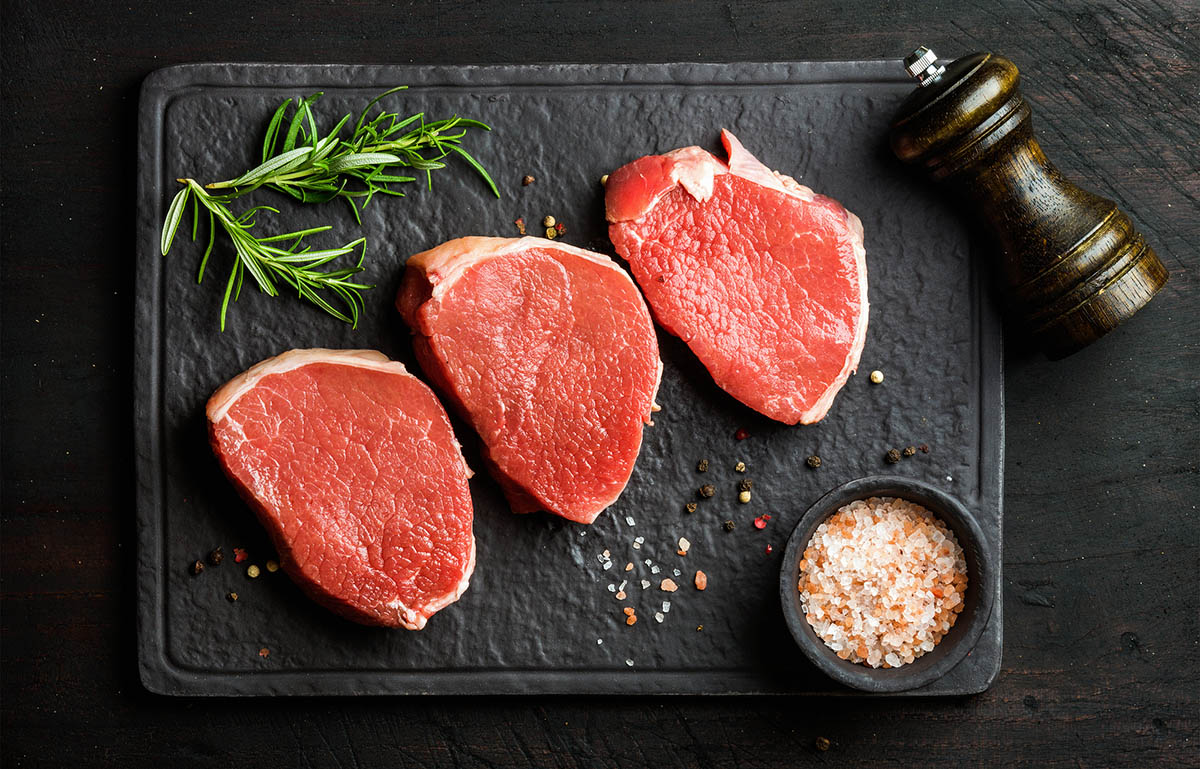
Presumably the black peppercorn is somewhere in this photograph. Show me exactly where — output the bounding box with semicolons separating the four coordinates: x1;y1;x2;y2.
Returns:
698;484;715;499
723;520;736;531
806;455;822;468
207;547;224;566
816;736;831;751
885;448;902;464
685;502;698;514
902;446;917;458
697;459;709;472
738;478;753;493
189;560;205;576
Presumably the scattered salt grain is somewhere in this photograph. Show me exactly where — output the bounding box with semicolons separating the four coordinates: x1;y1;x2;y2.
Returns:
602;561;613;570
625;659;634;667
626;516;636;526
640;579;650;590
651;565;661;575
662;601;671;613
607;584;616;592
672;568;681;577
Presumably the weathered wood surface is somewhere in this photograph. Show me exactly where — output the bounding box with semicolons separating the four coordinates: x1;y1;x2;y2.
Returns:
2;0;1196;766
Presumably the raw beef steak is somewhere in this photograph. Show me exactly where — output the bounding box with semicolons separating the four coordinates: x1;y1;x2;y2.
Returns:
397;237;661;524
207;349;475;629
606;130;868;425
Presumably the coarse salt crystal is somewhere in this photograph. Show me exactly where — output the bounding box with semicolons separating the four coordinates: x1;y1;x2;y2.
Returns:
640;579;650;589
597;638;603;645
625;659;634;667
651;565;661;574
634;536;645;544
672;569;681;577
626;516;636;526
678;537;690;552
654;612;665;623
602;561;612;570
607;584;616;592
662;601;671;613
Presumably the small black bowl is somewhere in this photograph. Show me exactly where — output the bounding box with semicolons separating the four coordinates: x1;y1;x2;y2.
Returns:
779;476;995;692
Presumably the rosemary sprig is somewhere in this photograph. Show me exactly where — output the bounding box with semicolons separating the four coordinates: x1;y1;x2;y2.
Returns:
163;180;370;331
207;86;500;222
160;87;498;330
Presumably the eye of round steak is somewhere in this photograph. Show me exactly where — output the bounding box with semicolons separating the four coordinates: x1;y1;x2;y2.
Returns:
397;237;662;525
605;130;868;425
206;348;475;630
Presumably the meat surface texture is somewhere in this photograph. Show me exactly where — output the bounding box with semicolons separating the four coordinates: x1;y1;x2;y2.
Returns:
207;348;475;630
397;237;661;524
606;130;868;425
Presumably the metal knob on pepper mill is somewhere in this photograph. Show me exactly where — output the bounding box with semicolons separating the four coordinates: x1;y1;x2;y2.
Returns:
890;47;1169;360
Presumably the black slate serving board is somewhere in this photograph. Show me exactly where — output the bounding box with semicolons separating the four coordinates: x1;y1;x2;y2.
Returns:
135;61;1003;696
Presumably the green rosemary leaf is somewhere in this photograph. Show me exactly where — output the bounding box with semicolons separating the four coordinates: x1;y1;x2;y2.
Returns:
197;209;216;282
262;99;292;163
324;152;403;174
447;145;500;198
161;187;190;256
225;146;314;188
283;93;322;152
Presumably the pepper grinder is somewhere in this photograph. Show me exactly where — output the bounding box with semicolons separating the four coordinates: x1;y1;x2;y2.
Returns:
890;47;1169;359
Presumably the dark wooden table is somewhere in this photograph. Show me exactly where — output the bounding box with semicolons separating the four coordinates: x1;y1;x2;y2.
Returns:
3;1;1197;766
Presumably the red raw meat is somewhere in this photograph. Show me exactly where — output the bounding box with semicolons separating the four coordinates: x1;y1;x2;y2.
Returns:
606;130;868;425
397;237;661;524
207;349;475;629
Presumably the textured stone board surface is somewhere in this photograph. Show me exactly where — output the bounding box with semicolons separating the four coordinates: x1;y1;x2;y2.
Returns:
135;62;1002;695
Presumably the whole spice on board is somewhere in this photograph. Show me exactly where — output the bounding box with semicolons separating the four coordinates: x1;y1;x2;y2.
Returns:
514;217;527;235
246;564;262;579
233;547;249;563
753;514;771;529
734;428;751;441
685;502;698;514
885;448;902;464
226;591;239;602
698;484;716;499
723;520;736;531
903;445;917;458
697;458;710;472
738;478;753;493
159;88;499;330
189;560;205;576
799;497;968;668
207;547;224;566
522;174;535;186
734;461;746;473
738;491;752;504
869;370;884;384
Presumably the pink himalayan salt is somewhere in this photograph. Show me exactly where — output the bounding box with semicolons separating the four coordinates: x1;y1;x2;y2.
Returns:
798;496;967;669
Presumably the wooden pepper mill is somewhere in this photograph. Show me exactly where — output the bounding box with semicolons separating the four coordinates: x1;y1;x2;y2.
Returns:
889;47;1168;359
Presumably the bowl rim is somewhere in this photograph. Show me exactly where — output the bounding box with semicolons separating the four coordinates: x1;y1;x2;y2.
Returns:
778;475;996;693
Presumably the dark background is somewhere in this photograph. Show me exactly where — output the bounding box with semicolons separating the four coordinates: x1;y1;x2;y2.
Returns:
2;0;1197;766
